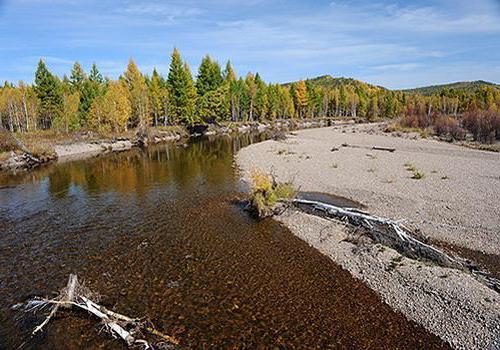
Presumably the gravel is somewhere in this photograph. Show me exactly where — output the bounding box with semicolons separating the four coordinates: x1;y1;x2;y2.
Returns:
237;124;500;349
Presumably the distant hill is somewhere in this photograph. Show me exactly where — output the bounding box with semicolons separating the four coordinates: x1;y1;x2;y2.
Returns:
283;75;385;91
401;80;500;95
283;75;499;95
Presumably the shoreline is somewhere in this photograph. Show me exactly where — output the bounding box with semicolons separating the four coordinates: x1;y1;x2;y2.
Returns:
0;118;344;172
236;124;500;349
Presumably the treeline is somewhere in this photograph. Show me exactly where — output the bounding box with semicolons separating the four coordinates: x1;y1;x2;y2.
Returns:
0;48;499;143
400;86;500;142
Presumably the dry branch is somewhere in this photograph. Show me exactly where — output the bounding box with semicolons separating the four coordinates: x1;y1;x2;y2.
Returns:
17;274;179;349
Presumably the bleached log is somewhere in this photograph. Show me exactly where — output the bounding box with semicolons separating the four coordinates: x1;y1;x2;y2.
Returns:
18;274;178;348
291;199;500;292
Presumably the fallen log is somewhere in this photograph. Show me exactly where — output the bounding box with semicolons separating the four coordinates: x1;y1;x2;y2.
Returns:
340;143;396;153
17;274;179;349
290;199;500;292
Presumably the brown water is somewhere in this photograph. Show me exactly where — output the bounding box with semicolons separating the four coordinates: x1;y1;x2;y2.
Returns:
0;133;449;349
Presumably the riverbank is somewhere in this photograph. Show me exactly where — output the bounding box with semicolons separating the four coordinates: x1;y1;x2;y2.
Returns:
237;123;500;349
0;118;342;172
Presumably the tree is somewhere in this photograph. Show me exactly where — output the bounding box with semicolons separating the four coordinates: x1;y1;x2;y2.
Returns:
89;63;104;84
254;74;268;120
149;69;168;126
167;48;197;125
293;80;308;118
196;84;229;122
245;73;257;121
53;92;80;133
70;62;86;93
34;59;63;129
223;60;237;83
88;81;131;132
367;95;379;121
122;59;149;128
79;64;104;126
196;55;223;96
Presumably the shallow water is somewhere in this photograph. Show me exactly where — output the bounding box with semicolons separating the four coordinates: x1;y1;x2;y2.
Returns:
0;133;448;349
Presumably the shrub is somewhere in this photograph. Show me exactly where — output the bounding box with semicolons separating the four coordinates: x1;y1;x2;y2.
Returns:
463;108;500;143
434;115;466;140
249;169;296;218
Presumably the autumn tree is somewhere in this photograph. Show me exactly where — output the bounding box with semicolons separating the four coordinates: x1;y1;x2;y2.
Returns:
70;62;86;93
123;59;149;128
53;92;80;133
292;80;308;118
148;69;169;126
88;81;131;132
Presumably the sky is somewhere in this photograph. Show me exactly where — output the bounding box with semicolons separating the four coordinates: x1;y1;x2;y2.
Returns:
0;0;499;89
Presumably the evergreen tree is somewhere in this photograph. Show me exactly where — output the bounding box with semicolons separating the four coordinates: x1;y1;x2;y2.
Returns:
34;59;63;129
89;63;104;84
167;48;197;125
196;55;223;96
78;63;104;126
196;84;229;123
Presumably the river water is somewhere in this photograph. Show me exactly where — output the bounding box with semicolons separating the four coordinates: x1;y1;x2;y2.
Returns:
0;133;448;349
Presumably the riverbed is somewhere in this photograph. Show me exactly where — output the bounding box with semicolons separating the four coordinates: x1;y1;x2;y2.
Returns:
0;132;448;349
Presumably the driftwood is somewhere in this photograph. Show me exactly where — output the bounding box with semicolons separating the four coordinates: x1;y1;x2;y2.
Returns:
17;274;179;349
341;143;396;153
291;199;500;292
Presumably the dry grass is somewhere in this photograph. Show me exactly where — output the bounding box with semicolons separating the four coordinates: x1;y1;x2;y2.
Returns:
249;169;296;218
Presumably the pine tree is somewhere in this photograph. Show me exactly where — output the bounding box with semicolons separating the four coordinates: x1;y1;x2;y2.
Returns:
34;59;63;129
89;63;104;84
167;48;197;125
196;55;223;96
78;63;104;126
123;59;149;128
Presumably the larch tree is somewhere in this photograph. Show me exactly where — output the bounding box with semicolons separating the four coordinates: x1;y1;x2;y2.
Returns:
123;59;149;129
53;91;80;133
88;81;131;133
196;55;223;96
70;62;86;93
245;73;257;121
293;80;308;118
149;68;168;126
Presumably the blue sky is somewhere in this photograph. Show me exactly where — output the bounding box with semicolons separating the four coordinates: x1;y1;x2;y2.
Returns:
0;0;499;89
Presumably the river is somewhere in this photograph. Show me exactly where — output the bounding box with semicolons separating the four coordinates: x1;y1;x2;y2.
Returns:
0;133;448;349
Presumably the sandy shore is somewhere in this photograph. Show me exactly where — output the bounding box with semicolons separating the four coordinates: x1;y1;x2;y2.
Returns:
237;124;500;349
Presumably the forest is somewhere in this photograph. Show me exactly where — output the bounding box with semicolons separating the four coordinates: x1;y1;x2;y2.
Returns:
1;48;499;143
